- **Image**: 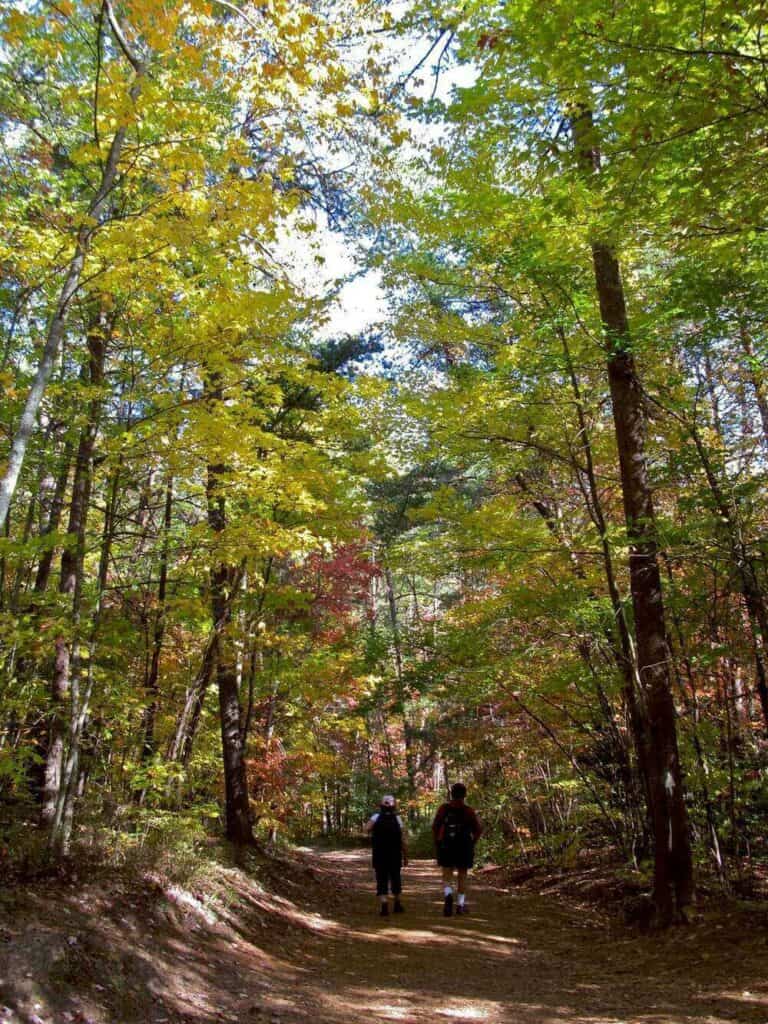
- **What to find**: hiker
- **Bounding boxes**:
[365,794,408,916]
[432,781,482,916]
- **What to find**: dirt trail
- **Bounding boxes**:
[299,851,768,1024]
[2,849,768,1024]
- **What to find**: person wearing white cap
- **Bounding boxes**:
[365,794,408,916]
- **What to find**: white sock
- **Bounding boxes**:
[457,893,465,906]
[444,885,453,897]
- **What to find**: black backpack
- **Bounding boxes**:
[372,807,401,854]
[441,805,472,848]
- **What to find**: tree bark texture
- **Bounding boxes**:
[594,243,693,923]
[43,310,108,852]
[572,108,693,924]
[206,373,255,846]
[33,440,73,595]
[168,631,217,766]
[141,476,173,761]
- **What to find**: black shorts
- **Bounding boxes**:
[436,841,474,870]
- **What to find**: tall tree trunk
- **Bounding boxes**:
[384,566,416,816]
[558,329,652,840]
[43,309,108,853]
[206,374,255,846]
[41,638,69,829]
[572,108,693,924]
[140,475,173,761]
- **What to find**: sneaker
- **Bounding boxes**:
[380,902,389,917]
[393,899,404,913]
[443,892,453,917]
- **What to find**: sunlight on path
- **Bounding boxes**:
[299,849,768,1024]
[4,847,767,1024]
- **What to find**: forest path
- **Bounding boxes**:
[291,849,767,1024]
[3,848,768,1024]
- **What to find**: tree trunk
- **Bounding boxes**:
[206,374,255,846]
[33,441,75,595]
[140,475,173,761]
[43,309,108,853]
[41,638,69,829]
[572,108,693,924]
[384,566,416,816]
[684,420,768,729]
[168,631,217,766]
[662,555,727,881]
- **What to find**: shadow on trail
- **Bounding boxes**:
[2,847,767,1024]
[295,849,768,1024]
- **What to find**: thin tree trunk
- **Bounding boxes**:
[679,417,768,729]
[57,435,121,842]
[168,630,217,766]
[8,452,44,612]
[44,309,108,853]
[34,441,74,595]
[384,566,416,815]
[140,475,173,761]
[558,329,652,838]
[662,557,727,883]
[241,639,261,750]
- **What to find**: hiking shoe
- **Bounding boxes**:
[393,899,404,914]
[380,902,389,917]
[443,893,453,917]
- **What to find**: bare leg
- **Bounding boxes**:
[456,868,469,912]
[441,866,455,915]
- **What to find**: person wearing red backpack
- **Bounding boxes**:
[432,782,483,916]
[365,794,408,916]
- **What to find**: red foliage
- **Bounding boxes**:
[300,542,380,634]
